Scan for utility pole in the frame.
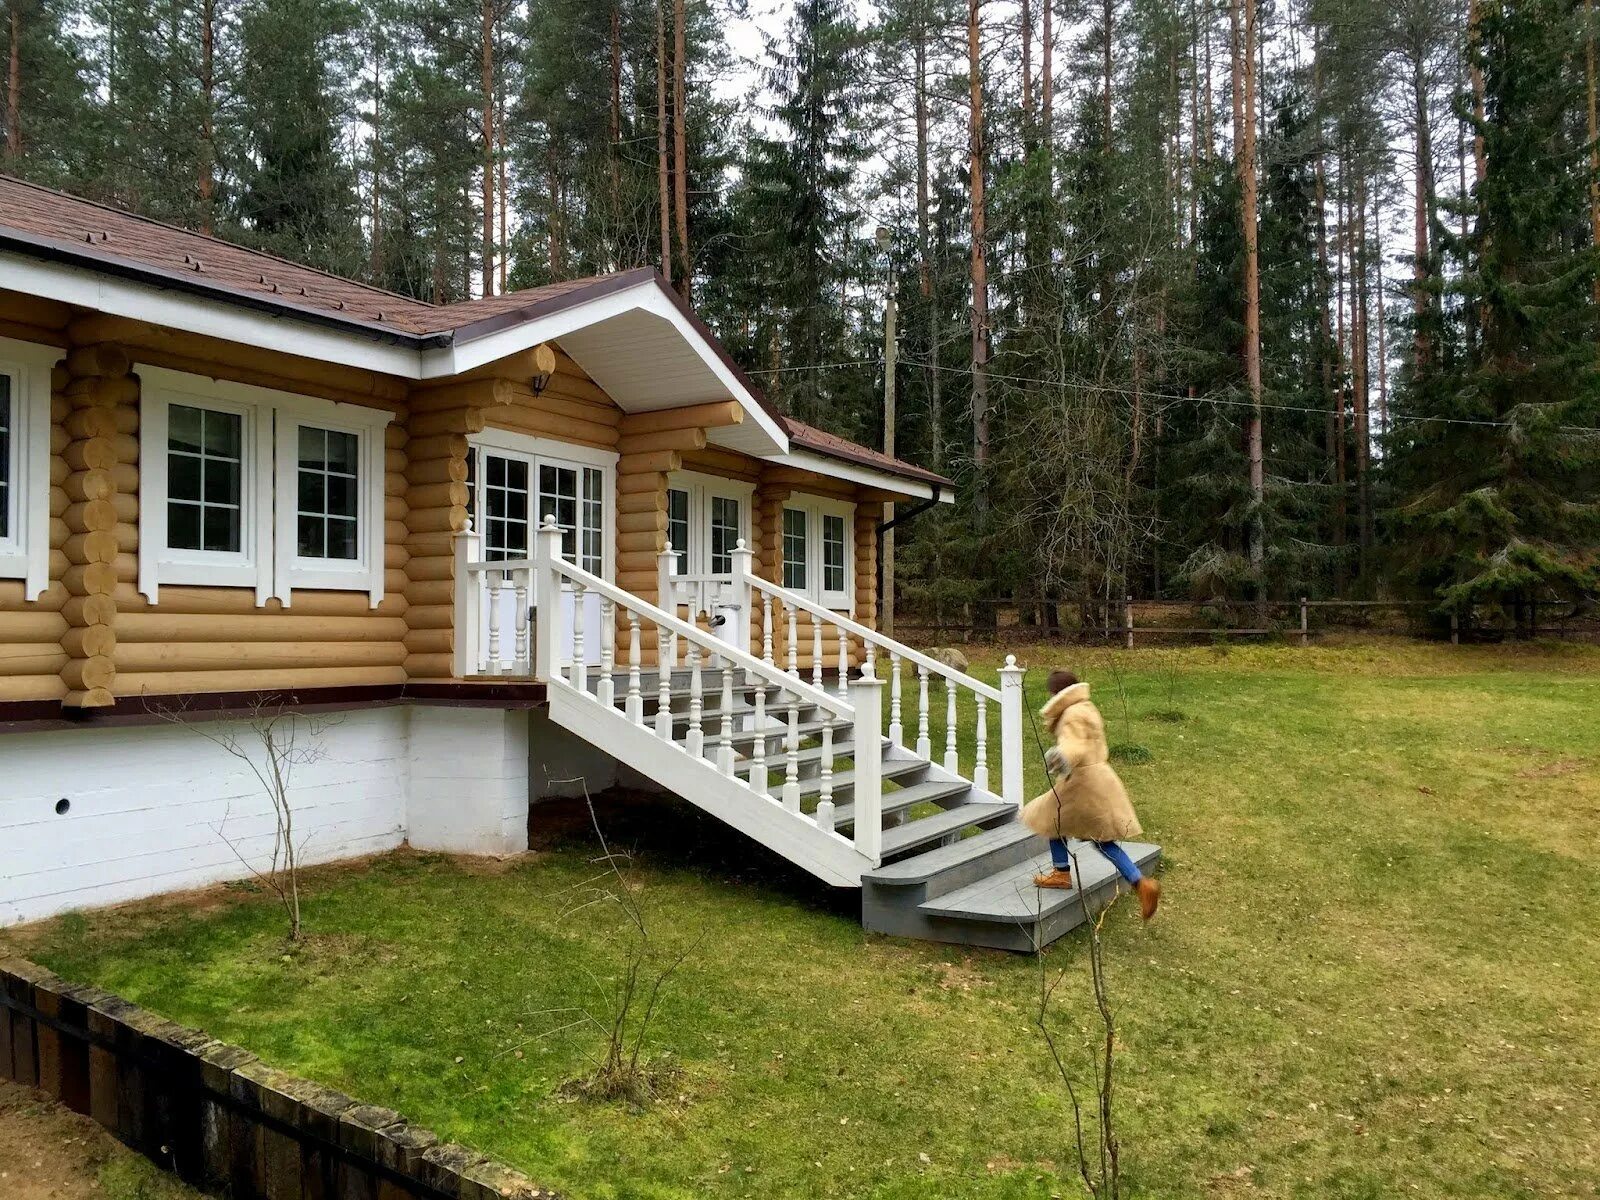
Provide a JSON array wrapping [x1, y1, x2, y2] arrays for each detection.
[[877, 225, 898, 637]]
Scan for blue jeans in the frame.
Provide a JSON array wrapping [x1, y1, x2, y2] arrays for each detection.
[[1050, 838, 1142, 885]]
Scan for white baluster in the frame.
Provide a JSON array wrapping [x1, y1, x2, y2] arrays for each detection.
[[836, 629, 849, 699], [944, 677, 959, 773], [864, 641, 876, 681], [916, 664, 931, 758], [486, 569, 503, 672], [568, 582, 587, 692], [974, 694, 989, 792], [626, 613, 643, 724], [786, 603, 799, 677], [782, 695, 800, 811], [749, 684, 768, 790], [888, 655, 904, 747], [597, 597, 616, 706], [512, 570, 530, 674], [815, 797, 835, 834], [718, 666, 735, 775], [686, 639, 704, 759], [811, 615, 823, 690], [819, 714, 834, 810], [762, 593, 774, 667], [654, 622, 674, 739]]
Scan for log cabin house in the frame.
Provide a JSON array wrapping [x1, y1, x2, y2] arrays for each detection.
[[0, 175, 1150, 950]]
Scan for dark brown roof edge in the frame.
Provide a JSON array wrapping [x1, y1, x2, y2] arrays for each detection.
[[786, 428, 954, 489], [0, 226, 450, 348], [0, 681, 547, 734]]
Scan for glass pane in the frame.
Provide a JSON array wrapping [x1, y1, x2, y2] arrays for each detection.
[[204, 409, 242, 457], [298, 424, 325, 468], [297, 468, 323, 512], [298, 513, 323, 558], [203, 503, 240, 552], [168, 404, 204, 455], [667, 489, 689, 556], [327, 472, 356, 517], [168, 500, 201, 550], [783, 508, 808, 590], [204, 456, 239, 505], [824, 514, 846, 592], [711, 496, 739, 574], [326, 517, 358, 560], [506, 458, 528, 491], [504, 488, 527, 521], [325, 430, 358, 474], [168, 451, 203, 501], [487, 453, 505, 488]]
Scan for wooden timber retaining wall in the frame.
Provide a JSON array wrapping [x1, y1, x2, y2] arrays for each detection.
[[0, 956, 557, 1200]]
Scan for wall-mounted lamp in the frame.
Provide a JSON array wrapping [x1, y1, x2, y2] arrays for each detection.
[[530, 343, 557, 397]]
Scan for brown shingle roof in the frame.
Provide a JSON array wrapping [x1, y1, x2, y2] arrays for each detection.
[[0, 174, 951, 490]]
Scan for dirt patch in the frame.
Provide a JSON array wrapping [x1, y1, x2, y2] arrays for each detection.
[[1514, 758, 1590, 780], [0, 1081, 204, 1200]]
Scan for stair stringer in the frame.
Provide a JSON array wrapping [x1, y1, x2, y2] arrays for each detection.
[[545, 678, 875, 886]]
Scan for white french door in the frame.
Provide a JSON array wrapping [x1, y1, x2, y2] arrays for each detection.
[[471, 445, 609, 667]]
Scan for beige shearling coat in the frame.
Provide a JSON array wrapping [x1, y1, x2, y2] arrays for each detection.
[[1020, 682, 1143, 843]]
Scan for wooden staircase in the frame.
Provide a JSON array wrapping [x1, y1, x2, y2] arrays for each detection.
[[564, 665, 1160, 952]]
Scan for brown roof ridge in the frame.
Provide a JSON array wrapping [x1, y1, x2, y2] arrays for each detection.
[[0, 171, 439, 312]]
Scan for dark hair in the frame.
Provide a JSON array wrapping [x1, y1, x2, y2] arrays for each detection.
[[1047, 668, 1079, 694]]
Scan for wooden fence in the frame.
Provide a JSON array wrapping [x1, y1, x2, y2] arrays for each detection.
[[1, 956, 556, 1200], [894, 598, 1600, 648]]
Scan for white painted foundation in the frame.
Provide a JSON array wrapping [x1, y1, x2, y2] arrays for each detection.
[[0, 704, 537, 927]]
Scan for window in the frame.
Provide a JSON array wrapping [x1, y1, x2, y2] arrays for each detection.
[[0, 338, 53, 599], [467, 432, 615, 580], [665, 471, 752, 579], [138, 365, 390, 606], [780, 495, 855, 610]]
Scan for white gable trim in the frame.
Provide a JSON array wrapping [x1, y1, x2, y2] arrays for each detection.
[[772, 448, 952, 503]]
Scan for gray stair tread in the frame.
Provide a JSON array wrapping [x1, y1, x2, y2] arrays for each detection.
[[919, 841, 1161, 921], [863, 821, 1036, 886], [780, 757, 926, 798], [832, 775, 965, 824], [727, 721, 830, 747], [880, 801, 1014, 857]]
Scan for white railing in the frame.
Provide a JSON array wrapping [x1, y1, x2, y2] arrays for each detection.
[[736, 540, 1026, 809], [528, 517, 887, 864]]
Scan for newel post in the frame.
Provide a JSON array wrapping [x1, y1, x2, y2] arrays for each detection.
[[848, 671, 884, 864], [999, 655, 1026, 809], [533, 516, 563, 683], [657, 547, 680, 617], [728, 539, 754, 657], [453, 520, 482, 679]]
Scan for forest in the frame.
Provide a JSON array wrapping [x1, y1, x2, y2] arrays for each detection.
[[2, 0, 1597, 633]]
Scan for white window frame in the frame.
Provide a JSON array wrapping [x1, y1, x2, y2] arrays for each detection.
[[781, 493, 856, 613], [0, 338, 56, 600], [665, 469, 754, 578], [467, 427, 618, 582], [137, 365, 392, 607]]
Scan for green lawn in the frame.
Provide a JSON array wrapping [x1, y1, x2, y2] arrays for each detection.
[[8, 641, 1600, 1199]]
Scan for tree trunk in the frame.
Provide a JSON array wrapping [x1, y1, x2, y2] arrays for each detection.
[[1411, 49, 1433, 369], [915, 18, 942, 472], [369, 31, 383, 278], [480, 0, 496, 296], [1373, 184, 1389, 438], [497, 36, 508, 294], [1589, 0, 1599, 302], [1467, 0, 1487, 184], [1233, 0, 1264, 583], [6, 4, 22, 161], [1041, 0, 1053, 141], [656, 0, 672, 287], [1102, 0, 1113, 154], [968, 0, 990, 477], [1021, 0, 1033, 127], [198, 0, 216, 234], [1353, 171, 1371, 561], [672, 0, 690, 300], [1314, 46, 1335, 501], [1334, 179, 1348, 586], [610, 2, 624, 246]]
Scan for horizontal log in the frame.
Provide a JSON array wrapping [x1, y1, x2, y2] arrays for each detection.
[[458, 346, 568, 385], [504, 388, 618, 425], [386, 446, 407, 474], [113, 551, 137, 583], [114, 640, 407, 673], [61, 563, 117, 597], [617, 490, 666, 516], [384, 494, 407, 522], [62, 499, 118, 534], [64, 343, 131, 379], [61, 654, 116, 692], [62, 531, 120, 565], [49, 486, 68, 518], [617, 472, 664, 497], [617, 510, 666, 535], [407, 481, 468, 511], [385, 422, 407, 448], [616, 449, 680, 476], [114, 584, 385, 617], [50, 425, 70, 456], [0, 610, 68, 640], [488, 406, 619, 450], [402, 628, 452, 655], [404, 554, 455, 583], [384, 471, 408, 497], [405, 433, 469, 464], [0, 673, 68, 701], [111, 664, 407, 697], [403, 603, 455, 631], [616, 428, 707, 457], [404, 579, 456, 608], [61, 594, 118, 627], [0, 645, 70, 677], [407, 376, 513, 409], [0, 289, 71, 328], [62, 402, 135, 441], [62, 686, 115, 708], [61, 625, 117, 659], [621, 400, 744, 435], [65, 375, 139, 408], [62, 438, 117, 473], [402, 653, 455, 679], [125, 341, 406, 409], [616, 530, 664, 555], [50, 456, 68, 486], [407, 456, 468, 486], [113, 612, 410, 644], [408, 406, 486, 438], [405, 532, 453, 560], [406, 505, 467, 535], [384, 543, 410, 570]]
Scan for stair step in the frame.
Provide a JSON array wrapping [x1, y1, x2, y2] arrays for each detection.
[[780, 757, 932, 800], [831, 775, 965, 826], [918, 841, 1162, 923], [862, 821, 1039, 892], [880, 801, 1015, 859], [725, 720, 832, 748]]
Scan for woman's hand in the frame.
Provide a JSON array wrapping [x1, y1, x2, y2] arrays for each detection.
[[1045, 746, 1071, 778]]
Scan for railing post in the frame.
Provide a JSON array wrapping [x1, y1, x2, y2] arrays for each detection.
[[1125, 595, 1134, 650], [452, 519, 482, 679], [729, 539, 754, 657], [657, 547, 680, 614], [999, 655, 1025, 809], [533, 515, 563, 683], [1300, 596, 1309, 647], [848, 673, 884, 864]]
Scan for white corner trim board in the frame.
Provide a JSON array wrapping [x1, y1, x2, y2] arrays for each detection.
[[0, 704, 532, 927]]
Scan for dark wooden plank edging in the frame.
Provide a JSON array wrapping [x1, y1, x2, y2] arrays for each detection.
[[0, 957, 558, 1200]]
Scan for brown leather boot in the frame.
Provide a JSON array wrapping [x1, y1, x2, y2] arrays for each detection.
[[1033, 868, 1074, 890], [1135, 876, 1161, 920]]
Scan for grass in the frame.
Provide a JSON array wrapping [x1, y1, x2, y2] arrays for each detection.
[[7, 639, 1600, 1199]]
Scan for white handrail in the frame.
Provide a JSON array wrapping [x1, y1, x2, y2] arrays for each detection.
[[746, 572, 1002, 703]]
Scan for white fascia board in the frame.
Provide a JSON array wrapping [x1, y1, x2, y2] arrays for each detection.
[[0, 251, 423, 378], [771, 449, 953, 502], [434, 280, 791, 456]]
